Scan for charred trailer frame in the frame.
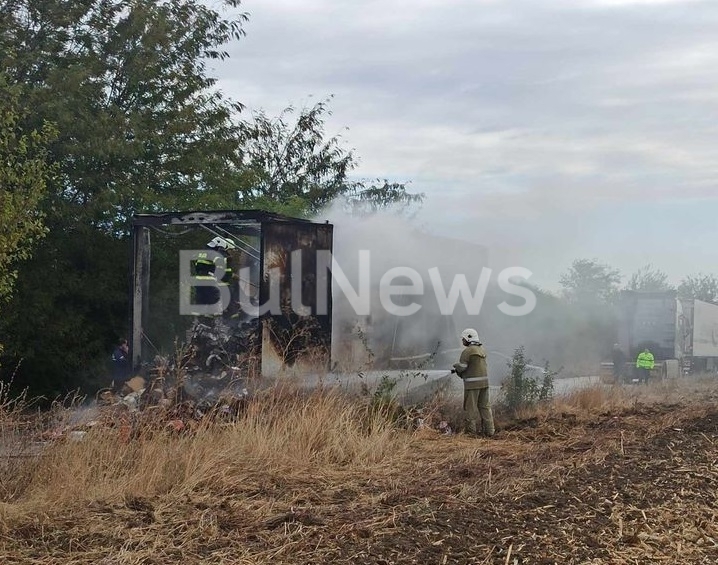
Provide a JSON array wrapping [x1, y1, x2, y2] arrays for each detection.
[[618, 290, 682, 362], [130, 210, 333, 377], [617, 290, 718, 377]]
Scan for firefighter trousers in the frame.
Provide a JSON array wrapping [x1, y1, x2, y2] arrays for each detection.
[[464, 387, 495, 437]]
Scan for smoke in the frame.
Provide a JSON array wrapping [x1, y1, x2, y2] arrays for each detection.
[[321, 199, 616, 381], [137, 200, 614, 382], [319, 202, 540, 382]]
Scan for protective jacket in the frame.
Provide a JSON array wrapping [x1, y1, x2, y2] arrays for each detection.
[[453, 344, 489, 391], [636, 351, 655, 369], [195, 252, 217, 276], [197, 251, 233, 282], [193, 253, 221, 308]]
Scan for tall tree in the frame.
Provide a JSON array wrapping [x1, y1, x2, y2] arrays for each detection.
[[235, 100, 352, 215], [0, 75, 56, 354], [0, 0, 250, 394], [234, 99, 422, 216], [559, 259, 622, 305], [558, 259, 623, 368], [1, 0, 249, 229], [678, 273, 718, 303], [342, 180, 424, 217], [0, 1, 423, 394], [625, 264, 672, 292]]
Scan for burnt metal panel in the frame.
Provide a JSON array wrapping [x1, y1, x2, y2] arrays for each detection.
[[259, 221, 333, 375], [130, 225, 151, 370], [133, 210, 316, 227], [130, 210, 333, 377]]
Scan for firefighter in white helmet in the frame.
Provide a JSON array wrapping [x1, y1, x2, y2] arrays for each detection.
[[206, 237, 236, 283], [452, 328, 495, 437], [207, 236, 236, 253], [193, 236, 237, 311]]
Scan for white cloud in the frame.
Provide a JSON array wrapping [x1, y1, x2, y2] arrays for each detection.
[[590, 0, 689, 5], [217, 0, 718, 283]]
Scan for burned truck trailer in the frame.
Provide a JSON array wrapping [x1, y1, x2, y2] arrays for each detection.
[[618, 291, 718, 375], [618, 291, 682, 362], [130, 210, 333, 377]]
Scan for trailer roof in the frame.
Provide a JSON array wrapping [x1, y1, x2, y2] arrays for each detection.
[[132, 210, 329, 227]]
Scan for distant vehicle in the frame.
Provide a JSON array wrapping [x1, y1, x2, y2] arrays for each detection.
[[616, 291, 718, 382]]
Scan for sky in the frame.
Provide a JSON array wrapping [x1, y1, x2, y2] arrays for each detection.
[[213, 0, 718, 290]]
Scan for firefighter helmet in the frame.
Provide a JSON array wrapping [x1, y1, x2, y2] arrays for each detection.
[[461, 328, 479, 343], [207, 236, 236, 251]]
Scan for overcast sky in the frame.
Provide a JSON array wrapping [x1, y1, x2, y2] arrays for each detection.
[[214, 0, 718, 289]]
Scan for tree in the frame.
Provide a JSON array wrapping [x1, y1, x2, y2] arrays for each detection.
[[1, 0, 249, 230], [626, 264, 672, 292], [343, 180, 424, 217], [0, 0, 250, 395], [555, 259, 622, 372], [0, 76, 56, 355], [234, 99, 423, 217], [559, 259, 622, 304], [0, 1, 423, 395], [678, 274, 718, 303], [234, 100, 352, 215]]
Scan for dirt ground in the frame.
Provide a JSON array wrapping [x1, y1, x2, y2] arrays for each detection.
[[1, 384, 717, 564]]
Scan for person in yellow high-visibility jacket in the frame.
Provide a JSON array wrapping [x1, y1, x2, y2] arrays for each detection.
[[635, 348, 655, 384]]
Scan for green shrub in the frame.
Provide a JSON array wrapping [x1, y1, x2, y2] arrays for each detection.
[[501, 346, 556, 413]]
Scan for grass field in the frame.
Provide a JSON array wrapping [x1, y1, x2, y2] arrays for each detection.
[[0, 379, 716, 564]]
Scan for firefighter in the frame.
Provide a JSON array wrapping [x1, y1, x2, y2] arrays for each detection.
[[206, 236, 236, 284], [193, 249, 221, 309], [452, 328, 494, 437], [208, 236, 242, 317], [635, 348, 655, 384], [193, 236, 236, 312]]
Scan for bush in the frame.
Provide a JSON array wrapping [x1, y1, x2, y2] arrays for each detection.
[[501, 346, 556, 414]]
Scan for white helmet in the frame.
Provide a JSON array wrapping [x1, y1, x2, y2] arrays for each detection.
[[461, 328, 479, 343], [207, 236, 236, 251]]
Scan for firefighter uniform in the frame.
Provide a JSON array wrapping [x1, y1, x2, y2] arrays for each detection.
[[193, 251, 223, 309], [453, 330, 495, 437]]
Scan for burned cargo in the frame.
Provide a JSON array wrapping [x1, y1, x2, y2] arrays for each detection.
[[129, 210, 333, 387]]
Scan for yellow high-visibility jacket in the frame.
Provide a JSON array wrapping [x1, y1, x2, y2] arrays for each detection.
[[636, 351, 655, 369]]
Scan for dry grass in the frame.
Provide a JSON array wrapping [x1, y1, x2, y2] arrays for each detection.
[[0, 378, 716, 564], [1, 385, 409, 505]]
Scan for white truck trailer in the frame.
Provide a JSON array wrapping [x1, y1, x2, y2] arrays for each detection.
[[617, 291, 718, 379]]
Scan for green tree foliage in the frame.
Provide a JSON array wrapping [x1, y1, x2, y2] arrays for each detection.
[[501, 346, 555, 414], [235, 99, 423, 217], [626, 264, 672, 292], [534, 259, 624, 372], [0, 1, 421, 395], [678, 273, 718, 303], [0, 76, 56, 354], [559, 258, 622, 305], [343, 180, 424, 217], [0, 0, 251, 395], [1, 0, 249, 228], [235, 100, 353, 215]]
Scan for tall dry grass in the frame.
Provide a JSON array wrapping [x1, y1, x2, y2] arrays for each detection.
[[378, 373, 717, 434], [494, 376, 716, 426], [0, 384, 415, 527], [1, 376, 715, 529]]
